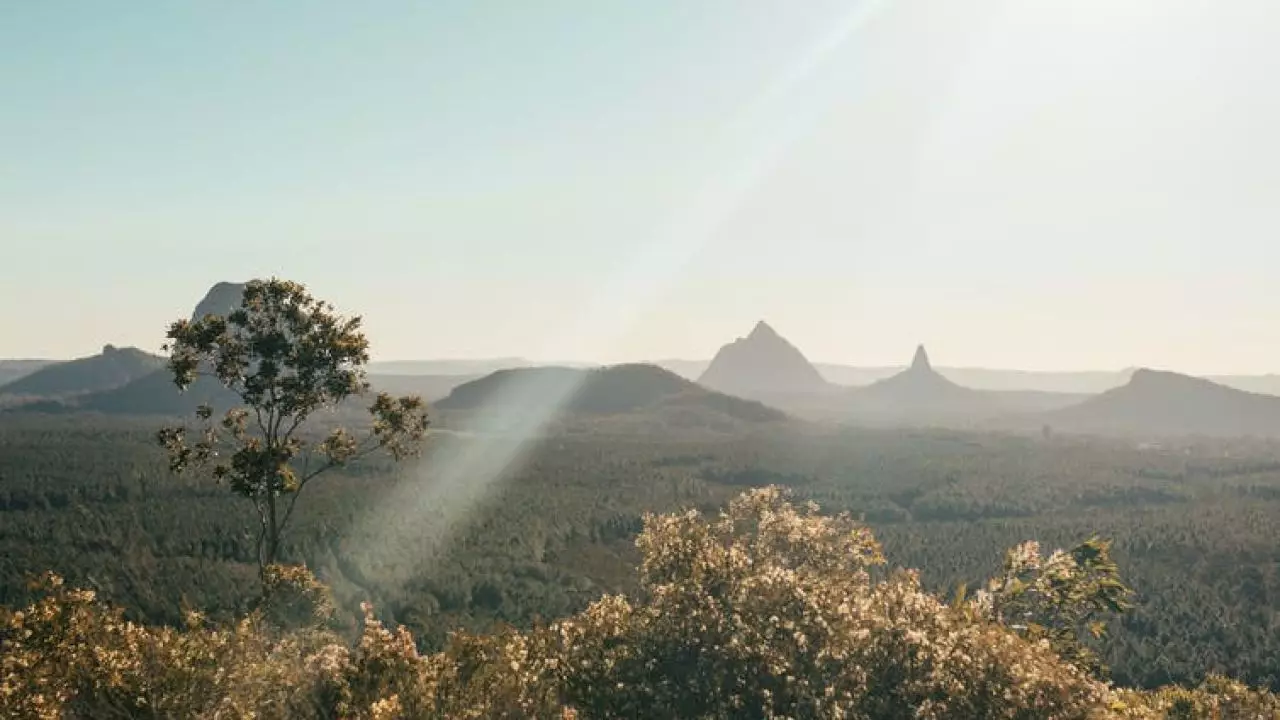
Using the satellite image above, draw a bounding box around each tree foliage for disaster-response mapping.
[968,536,1133,677]
[2,419,1278,691]
[155,278,429,573]
[3,489,1276,718]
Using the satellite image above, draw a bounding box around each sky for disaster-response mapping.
[4,0,1280,373]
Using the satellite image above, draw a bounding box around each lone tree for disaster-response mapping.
[157,278,429,574]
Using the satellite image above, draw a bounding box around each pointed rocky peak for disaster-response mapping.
[911,344,932,372]
[747,320,781,342]
[698,321,829,397]
[192,281,247,321]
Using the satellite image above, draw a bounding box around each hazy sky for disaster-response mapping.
[4,1,1280,373]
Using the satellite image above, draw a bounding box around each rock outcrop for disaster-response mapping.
[192,281,247,320]
[698,322,830,400]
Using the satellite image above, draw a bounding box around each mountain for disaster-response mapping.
[0,345,164,399]
[846,345,987,420]
[15,283,249,416]
[192,281,246,320]
[1042,368,1280,438]
[436,363,787,427]
[845,346,1083,426]
[698,322,831,401]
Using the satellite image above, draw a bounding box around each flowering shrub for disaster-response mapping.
[2,487,1276,718]
[259,563,337,630]
[970,536,1132,677]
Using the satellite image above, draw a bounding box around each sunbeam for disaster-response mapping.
[346,0,898,597]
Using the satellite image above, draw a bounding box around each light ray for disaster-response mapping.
[346,0,897,599]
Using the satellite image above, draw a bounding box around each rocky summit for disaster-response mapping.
[910,344,931,372]
[192,281,247,321]
[697,321,830,399]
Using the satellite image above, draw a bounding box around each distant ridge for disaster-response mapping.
[29,282,250,416]
[1043,368,1280,438]
[437,363,787,426]
[698,321,830,401]
[0,345,163,399]
[0,360,56,388]
[369,358,595,377]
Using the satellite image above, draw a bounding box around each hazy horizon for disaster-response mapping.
[6,1,1280,374]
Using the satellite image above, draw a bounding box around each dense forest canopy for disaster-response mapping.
[1,413,1278,697]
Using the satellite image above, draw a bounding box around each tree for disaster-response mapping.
[970,536,1133,677]
[156,278,429,575]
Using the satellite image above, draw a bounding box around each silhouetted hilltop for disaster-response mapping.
[698,322,830,400]
[0,345,163,399]
[192,281,246,321]
[28,282,249,416]
[1043,368,1280,438]
[438,363,786,424]
[848,345,981,412]
[845,346,1081,425]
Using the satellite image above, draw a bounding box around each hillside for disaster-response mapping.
[436,363,787,425]
[72,369,237,416]
[1044,368,1280,438]
[697,321,831,401]
[0,359,55,388]
[0,345,163,399]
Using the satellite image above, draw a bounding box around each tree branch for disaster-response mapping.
[277,433,384,543]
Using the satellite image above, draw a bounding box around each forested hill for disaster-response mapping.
[1044,367,1280,437]
[0,345,162,399]
[437,363,787,424]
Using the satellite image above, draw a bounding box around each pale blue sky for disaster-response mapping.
[4,0,1280,373]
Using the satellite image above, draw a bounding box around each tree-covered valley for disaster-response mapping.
[3,410,1277,697]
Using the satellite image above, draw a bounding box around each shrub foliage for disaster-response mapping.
[3,488,1276,718]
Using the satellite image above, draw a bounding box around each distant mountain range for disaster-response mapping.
[0,345,163,400]
[363,358,1280,398]
[8,282,1280,440]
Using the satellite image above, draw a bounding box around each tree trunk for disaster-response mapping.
[266,491,279,567]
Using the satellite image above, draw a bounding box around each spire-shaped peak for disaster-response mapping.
[911,344,932,372]
[747,320,781,342]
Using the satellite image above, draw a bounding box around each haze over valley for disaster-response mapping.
[5,2,1280,715]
